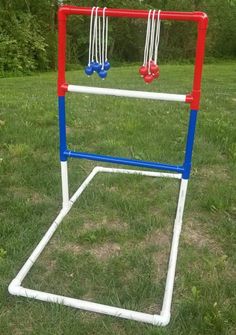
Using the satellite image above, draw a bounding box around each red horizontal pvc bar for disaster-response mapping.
[58,6,208,28]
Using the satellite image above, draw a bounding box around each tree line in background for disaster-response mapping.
[0,0,236,75]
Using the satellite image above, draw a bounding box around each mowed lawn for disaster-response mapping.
[0,63,235,335]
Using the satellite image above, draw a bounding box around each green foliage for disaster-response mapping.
[0,0,235,75]
[0,8,48,74]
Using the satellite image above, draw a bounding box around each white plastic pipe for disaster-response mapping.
[61,161,70,209]
[8,285,169,326]
[161,179,188,317]
[97,166,182,179]
[68,85,187,102]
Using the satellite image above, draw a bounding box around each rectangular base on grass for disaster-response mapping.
[9,165,188,326]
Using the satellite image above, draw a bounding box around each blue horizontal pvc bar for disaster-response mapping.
[64,150,184,174]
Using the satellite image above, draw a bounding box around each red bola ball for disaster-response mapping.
[152,71,160,79]
[144,74,154,84]
[139,66,148,77]
[150,63,159,74]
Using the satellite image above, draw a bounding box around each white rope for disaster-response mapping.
[154,10,161,64]
[98,14,102,65]
[148,9,156,73]
[102,7,107,69]
[105,13,109,61]
[143,10,152,66]
[93,7,99,63]
[91,7,98,63]
[88,7,96,66]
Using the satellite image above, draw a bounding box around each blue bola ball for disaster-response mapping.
[85,65,93,76]
[93,62,102,72]
[92,62,98,71]
[104,61,111,71]
[98,69,107,79]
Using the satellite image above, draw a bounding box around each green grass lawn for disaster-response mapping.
[0,63,236,334]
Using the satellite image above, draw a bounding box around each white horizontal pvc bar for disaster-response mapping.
[8,286,169,326]
[97,166,182,179]
[68,85,187,102]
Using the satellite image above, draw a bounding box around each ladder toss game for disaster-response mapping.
[9,5,208,327]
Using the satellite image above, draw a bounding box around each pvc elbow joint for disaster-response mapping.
[153,313,171,326]
[8,279,21,296]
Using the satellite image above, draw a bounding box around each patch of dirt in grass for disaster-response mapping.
[143,228,171,247]
[124,228,171,281]
[66,126,75,135]
[183,219,223,254]
[43,259,57,272]
[59,243,84,255]
[90,242,121,261]
[83,217,128,232]
[62,241,121,261]
[105,185,119,193]
[30,192,49,204]
[143,302,161,314]
[79,310,101,321]
[144,229,171,280]
[9,186,50,204]
[197,165,229,180]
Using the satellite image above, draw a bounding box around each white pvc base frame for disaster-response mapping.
[9,163,188,327]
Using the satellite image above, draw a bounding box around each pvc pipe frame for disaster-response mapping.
[9,5,207,327]
[9,165,188,326]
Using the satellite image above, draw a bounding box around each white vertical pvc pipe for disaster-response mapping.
[61,161,69,209]
[161,179,188,319]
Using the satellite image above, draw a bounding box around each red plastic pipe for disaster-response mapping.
[58,6,208,109]
[58,6,208,27]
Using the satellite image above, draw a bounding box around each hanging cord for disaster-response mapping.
[95,7,99,63]
[92,7,99,64]
[102,7,107,69]
[98,12,102,65]
[91,7,98,63]
[154,10,161,64]
[88,7,96,66]
[105,11,109,62]
[143,10,152,67]
[148,9,156,74]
